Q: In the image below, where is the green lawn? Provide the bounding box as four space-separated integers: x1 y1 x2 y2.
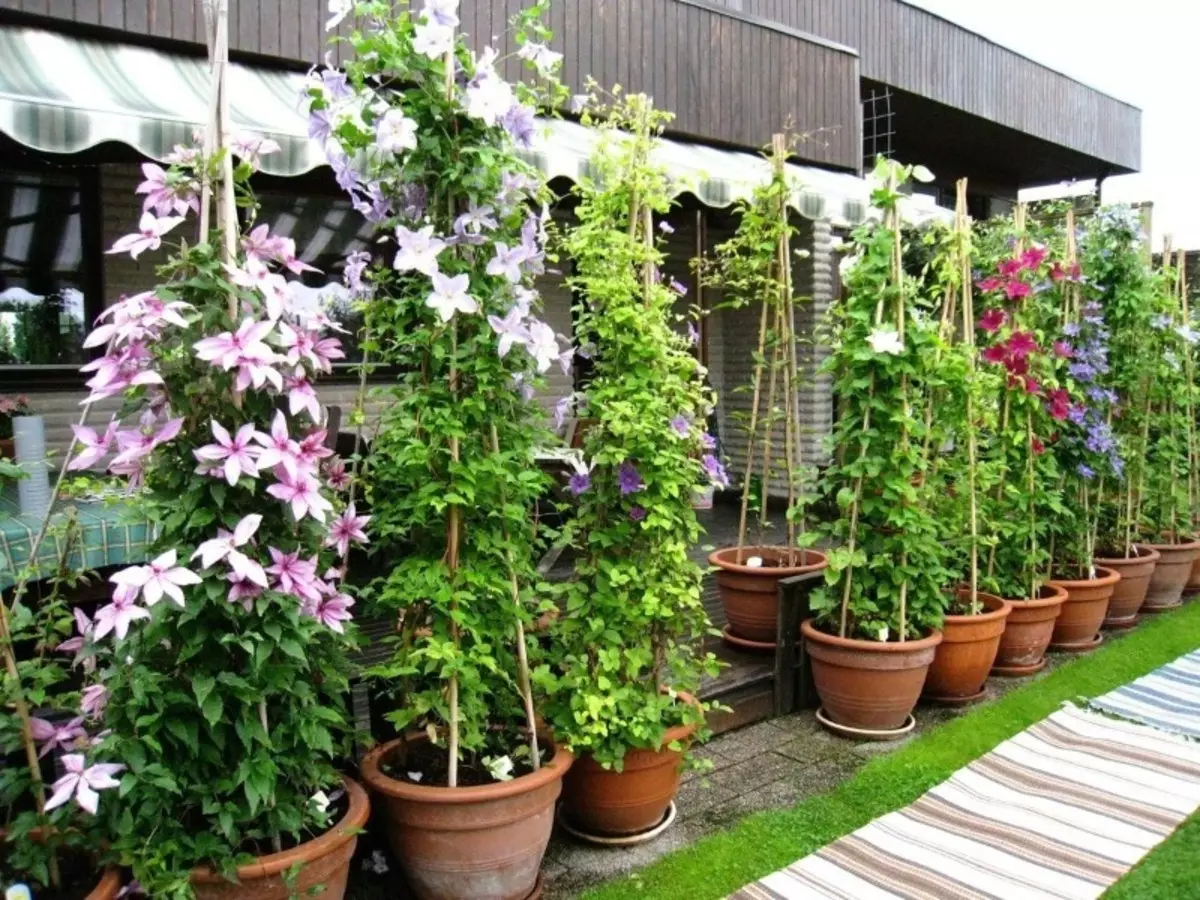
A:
582 602 1200 900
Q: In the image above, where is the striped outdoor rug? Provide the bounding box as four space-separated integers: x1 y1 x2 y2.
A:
1091 649 1200 740
728 705 1200 899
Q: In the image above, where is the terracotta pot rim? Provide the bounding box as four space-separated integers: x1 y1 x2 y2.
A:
1141 537 1200 552
944 591 1010 624
709 546 828 576
190 775 368 884
361 735 574 805
1095 547 1162 565
1000 582 1069 607
801 618 943 651
1048 566 1121 590
92 868 122 899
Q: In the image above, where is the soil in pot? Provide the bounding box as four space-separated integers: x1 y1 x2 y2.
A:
1095 547 1160 627
1142 538 1200 612
1048 566 1120 651
361 734 573 900
189 776 369 900
709 547 827 647
922 590 1010 704
561 693 699 838
991 583 1068 676
801 619 942 732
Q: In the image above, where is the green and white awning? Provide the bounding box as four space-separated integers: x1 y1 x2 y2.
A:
0 24 950 227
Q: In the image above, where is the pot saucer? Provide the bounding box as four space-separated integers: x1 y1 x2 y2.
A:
1050 633 1103 654
815 707 916 742
557 802 677 847
525 873 544 900
1142 601 1183 613
721 625 776 653
1103 614 1140 630
990 657 1046 677
922 687 986 707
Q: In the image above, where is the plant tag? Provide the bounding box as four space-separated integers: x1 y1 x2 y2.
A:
6 886 33 900
746 556 763 568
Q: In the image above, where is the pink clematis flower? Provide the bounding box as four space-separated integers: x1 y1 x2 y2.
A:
194 421 261 486
226 572 264 611
326 503 370 557
194 319 275 371
978 308 1007 334
57 607 93 659
44 754 124 815
110 550 201 608
266 548 321 602
310 592 355 633
278 323 345 374
107 417 184 472
107 212 186 259
295 430 334 472
92 584 151 642
68 421 118 471
285 374 322 422
84 291 192 350
30 716 88 758
192 515 268 587
268 472 333 523
254 411 302 480
81 684 109 719
324 457 351 491
135 162 198 218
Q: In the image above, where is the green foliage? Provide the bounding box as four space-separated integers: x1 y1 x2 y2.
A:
810 159 951 641
320 2 565 768
540 91 717 769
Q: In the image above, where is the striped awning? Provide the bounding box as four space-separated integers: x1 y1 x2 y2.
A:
0 24 949 227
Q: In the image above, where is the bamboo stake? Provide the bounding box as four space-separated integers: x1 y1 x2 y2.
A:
757 307 782 531
735 291 772 562
956 179 981 614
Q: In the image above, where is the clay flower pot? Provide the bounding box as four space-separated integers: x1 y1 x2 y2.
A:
922 590 1010 705
361 735 573 900
801 619 943 733
190 776 369 900
1094 548 1160 628
1187 554 1200 596
709 547 828 649
1048 566 1120 652
991 583 1068 676
561 692 699 838
1142 538 1200 612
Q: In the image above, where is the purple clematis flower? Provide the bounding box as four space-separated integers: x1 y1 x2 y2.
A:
702 454 729 489
629 505 647 522
670 415 691 438
618 462 643 495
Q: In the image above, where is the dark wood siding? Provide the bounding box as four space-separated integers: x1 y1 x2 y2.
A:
0 0 862 169
703 0 1141 171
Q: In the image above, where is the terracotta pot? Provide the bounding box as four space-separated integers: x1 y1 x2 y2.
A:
361 735 573 900
561 692 699 837
922 591 1010 703
991 583 1068 675
1142 538 1200 612
801 619 943 731
1095 548 1160 627
1048 566 1119 650
0 437 13 458
1186 553 1200 596
710 547 828 644
190 776 369 900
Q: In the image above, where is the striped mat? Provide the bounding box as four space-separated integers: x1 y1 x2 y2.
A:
1091 649 1200 739
728 704 1200 900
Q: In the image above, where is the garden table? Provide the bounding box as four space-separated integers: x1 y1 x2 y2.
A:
0 487 156 589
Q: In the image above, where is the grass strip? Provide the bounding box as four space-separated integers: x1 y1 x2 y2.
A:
1102 811 1200 898
583 602 1200 900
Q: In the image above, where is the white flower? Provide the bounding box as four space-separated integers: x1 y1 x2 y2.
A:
839 252 862 277
422 0 460 26
413 21 454 58
425 271 477 322
312 790 331 813
1175 324 1200 346
407 771 423 783
484 755 514 782
524 320 560 373
867 327 904 356
876 625 889 642
376 109 418 154
518 41 563 75
326 0 353 31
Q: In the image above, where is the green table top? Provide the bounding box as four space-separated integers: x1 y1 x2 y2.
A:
0 487 157 590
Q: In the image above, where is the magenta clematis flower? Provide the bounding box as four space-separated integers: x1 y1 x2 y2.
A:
254 411 302 480
524 320 560 374
996 258 1023 278
1046 388 1071 421
268 472 333 523
68 421 118 471
310 592 355 633
192 515 267 587
107 212 186 259
81 684 109 719
110 550 201 608
394 224 446 276
617 462 644 495
30 716 88 758
1053 340 1074 359
266 548 321 602
1004 280 1032 301
86 291 192 350
1020 246 1048 270
425 271 477 322
44 754 124 816
1007 331 1038 360
326 503 371 557
978 308 1007 333
324 457 351 491
195 421 261 486
92 585 151 642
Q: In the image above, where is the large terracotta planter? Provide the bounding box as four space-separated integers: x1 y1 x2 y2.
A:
1187 554 1200 596
561 693 699 837
361 735 573 900
1142 538 1200 612
190 776 369 900
922 591 1010 704
1048 566 1119 652
710 547 828 647
991 583 1068 676
801 619 943 732
1095 548 1160 627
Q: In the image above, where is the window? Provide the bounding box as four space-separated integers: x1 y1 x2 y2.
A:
0 170 95 371
256 193 374 363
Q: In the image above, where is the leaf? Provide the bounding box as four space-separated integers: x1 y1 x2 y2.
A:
202 692 224 727
911 164 936 183
193 674 216 709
